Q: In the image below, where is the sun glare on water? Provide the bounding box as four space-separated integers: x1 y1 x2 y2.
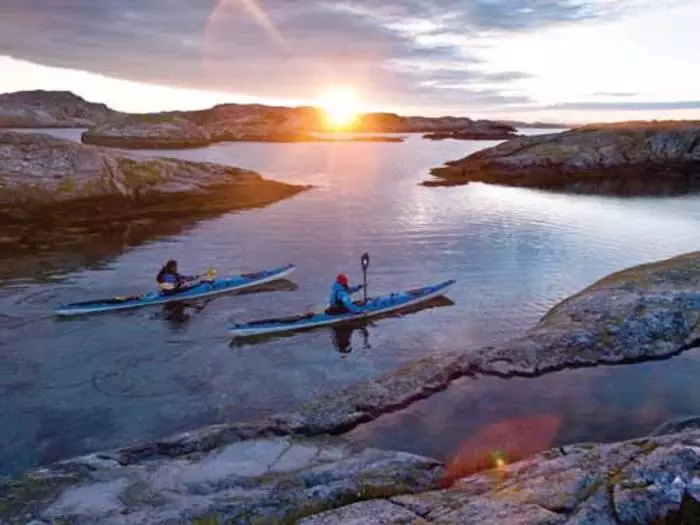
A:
319 87 361 129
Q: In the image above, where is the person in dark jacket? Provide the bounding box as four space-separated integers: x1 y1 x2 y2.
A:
326 273 363 315
156 260 197 293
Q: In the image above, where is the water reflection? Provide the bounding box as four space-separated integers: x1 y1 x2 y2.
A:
440 414 562 485
150 279 297 331
0 216 218 283
156 301 202 330
332 324 371 358
346 349 700 471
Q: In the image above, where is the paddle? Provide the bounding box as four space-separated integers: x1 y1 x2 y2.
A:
190 267 217 284
202 267 217 283
361 252 370 305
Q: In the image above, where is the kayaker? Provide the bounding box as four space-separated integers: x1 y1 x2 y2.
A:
156 260 196 293
326 274 363 315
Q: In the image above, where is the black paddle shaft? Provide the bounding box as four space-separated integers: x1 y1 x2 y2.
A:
361 252 370 304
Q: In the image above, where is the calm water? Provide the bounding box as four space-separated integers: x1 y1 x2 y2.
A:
346 348 700 464
1 129 699 475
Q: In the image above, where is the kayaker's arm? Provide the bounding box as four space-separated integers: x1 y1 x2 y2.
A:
348 284 363 294
339 290 363 313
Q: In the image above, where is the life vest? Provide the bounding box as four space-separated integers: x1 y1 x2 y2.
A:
157 270 179 291
331 282 350 307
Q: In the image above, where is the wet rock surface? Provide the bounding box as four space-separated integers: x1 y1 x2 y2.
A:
8 425 700 523
0 436 442 524
299 426 700 524
427 121 700 195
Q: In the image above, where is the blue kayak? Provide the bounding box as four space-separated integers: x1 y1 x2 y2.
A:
55 264 296 316
229 279 455 337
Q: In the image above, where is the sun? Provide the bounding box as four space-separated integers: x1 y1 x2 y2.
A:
319 87 361 129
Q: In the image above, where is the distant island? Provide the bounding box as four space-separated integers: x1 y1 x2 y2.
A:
425 120 700 196
0 90 568 149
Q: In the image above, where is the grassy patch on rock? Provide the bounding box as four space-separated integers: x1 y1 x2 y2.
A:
117 157 167 187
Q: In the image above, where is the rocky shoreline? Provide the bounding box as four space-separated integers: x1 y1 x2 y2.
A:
7 424 700 524
78 108 515 149
426 122 700 196
1 250 698 523
0 131 308 254
1 90 542 148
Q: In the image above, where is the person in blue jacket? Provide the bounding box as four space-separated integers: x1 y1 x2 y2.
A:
156 260 197 293
326 273 363 315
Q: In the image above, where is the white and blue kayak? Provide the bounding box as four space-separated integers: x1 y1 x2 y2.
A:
229 279 455 337
55 264 296 316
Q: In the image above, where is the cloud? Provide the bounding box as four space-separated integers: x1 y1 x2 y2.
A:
547 100 700 110
0 0 634 110
332 0 632 33
592 92 639 97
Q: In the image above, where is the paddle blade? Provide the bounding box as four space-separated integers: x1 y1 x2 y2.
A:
361 252 370 271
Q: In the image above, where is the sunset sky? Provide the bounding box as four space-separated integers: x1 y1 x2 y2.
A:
2 0 700 123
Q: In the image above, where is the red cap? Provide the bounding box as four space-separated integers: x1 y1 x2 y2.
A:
336 273 348 285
